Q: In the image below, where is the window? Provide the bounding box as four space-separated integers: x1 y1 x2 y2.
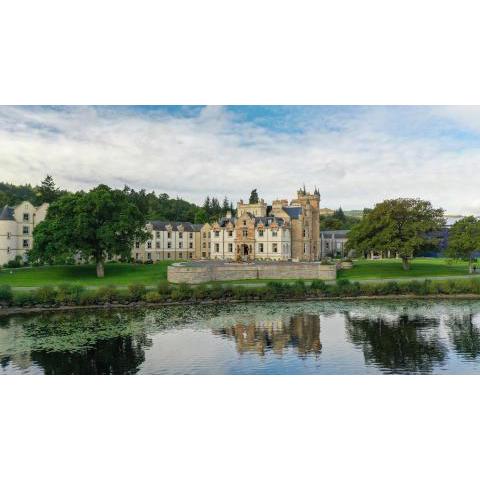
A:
242 229 248 238
156 241 160 249
179 232 183 239
156 231 161 238
147 252 152 260
214 231 219 237
135 241 140 249
215 244 220 253
168 242 172 249
7 247 10 254
179 252 183 258
304 244 307 253
259 243 264 253
179 242 183 249
259 230 264 237
202 242 206 248
202 252 206 258
243 220 247 226
272 230 277 237
189 252 193 258
23 239 29 248
167 232 172 238
228 230 233 237
135 253 139 260
189 232 193 239
23 213 29 222
273 243 278 253
228 243 233 253
7 232 10 239
189 242 193 249
303 229 306 237
167 252 171 258
23 226 29 235
147 241 152 249
203 232 206 238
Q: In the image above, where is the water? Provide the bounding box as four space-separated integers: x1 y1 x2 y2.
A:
2 300 480 374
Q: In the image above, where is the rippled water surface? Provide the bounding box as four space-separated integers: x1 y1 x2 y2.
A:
2 300 480 374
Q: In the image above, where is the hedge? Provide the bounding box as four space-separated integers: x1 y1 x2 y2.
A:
2 278 480 309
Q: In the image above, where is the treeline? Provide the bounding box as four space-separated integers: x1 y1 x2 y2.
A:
0 176 235 224
320 207 361 230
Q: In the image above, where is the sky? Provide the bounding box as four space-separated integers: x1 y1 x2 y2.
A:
1 105 480 214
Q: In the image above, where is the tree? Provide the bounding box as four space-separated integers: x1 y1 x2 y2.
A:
36 175 60 204
249 189 259 204
194 209 209 224
347 198 445 270
30 185 150 277
445 216 480 273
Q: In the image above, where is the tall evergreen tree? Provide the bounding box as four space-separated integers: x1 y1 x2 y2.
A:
249 189 259 204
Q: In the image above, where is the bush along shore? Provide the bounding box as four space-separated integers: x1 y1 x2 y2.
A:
3 278 480 313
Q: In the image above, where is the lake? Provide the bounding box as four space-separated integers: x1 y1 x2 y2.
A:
2 300 480 374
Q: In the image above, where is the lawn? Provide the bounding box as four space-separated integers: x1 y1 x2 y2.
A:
0 258 474 289
339 258 472 280
0 261 174 287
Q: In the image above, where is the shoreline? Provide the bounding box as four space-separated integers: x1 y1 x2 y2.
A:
2 293 480 316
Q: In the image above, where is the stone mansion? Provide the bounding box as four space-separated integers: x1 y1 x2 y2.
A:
1 189 323 265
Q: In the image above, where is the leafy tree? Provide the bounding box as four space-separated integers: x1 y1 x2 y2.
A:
445 216 480 273
31 185 150 277
194 209 209 224
347 198 445 270
249 189 259 204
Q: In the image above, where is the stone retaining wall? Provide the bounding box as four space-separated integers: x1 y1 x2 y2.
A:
168 261 337 284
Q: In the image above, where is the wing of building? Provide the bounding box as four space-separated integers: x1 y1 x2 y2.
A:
0 201 49 266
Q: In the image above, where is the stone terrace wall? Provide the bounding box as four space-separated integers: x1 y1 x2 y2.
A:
168 261 337 284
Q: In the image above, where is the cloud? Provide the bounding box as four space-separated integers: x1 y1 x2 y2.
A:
0 105 479 214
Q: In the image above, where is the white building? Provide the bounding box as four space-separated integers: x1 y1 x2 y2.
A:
131 221 203 261
0 201 49 266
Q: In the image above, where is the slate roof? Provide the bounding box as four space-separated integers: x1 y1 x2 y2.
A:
0 206 15 221
254 216 286 227
321 230 350 239
282 206 302 219
149 221 198 232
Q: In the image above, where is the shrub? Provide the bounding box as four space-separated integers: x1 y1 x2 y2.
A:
127 283 147 301
12 291 35 307
192 283 208 300
34 286 56 304
56 283 85 304
292 280 307 297
171 283 193 301
0 285 13 304
207 283 225 300
145 291 162 303
96 285 119 303
310 279 327 291
157 283 172 298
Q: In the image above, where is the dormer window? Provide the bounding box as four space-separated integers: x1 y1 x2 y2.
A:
243 220 247 226
258 229 264 237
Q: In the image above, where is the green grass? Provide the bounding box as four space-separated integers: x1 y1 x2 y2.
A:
339 258 471 280
0 258 474 289
0 262 174 287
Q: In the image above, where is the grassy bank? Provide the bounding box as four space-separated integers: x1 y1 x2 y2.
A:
0 262 174 287
0 258 472 289
2 277 480 311
339 258 471 280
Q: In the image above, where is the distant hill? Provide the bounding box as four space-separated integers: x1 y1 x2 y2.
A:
343 210 364 218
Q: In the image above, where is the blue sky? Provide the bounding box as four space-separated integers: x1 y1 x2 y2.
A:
1 105 480 213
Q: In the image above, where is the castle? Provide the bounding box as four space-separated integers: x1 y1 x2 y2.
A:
200 188 321 261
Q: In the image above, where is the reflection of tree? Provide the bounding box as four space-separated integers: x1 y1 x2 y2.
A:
447 314 480 360
213 313 321 357
31 334 151 374
2 310 153 374
345 313 446 373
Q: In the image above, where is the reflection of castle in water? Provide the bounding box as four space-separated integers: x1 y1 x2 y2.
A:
213 313 321 357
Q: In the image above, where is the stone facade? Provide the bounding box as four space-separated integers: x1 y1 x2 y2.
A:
320 230 350 258
0 201 49 266
168 260 337 284
131 221 203 262
203 189 321 262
